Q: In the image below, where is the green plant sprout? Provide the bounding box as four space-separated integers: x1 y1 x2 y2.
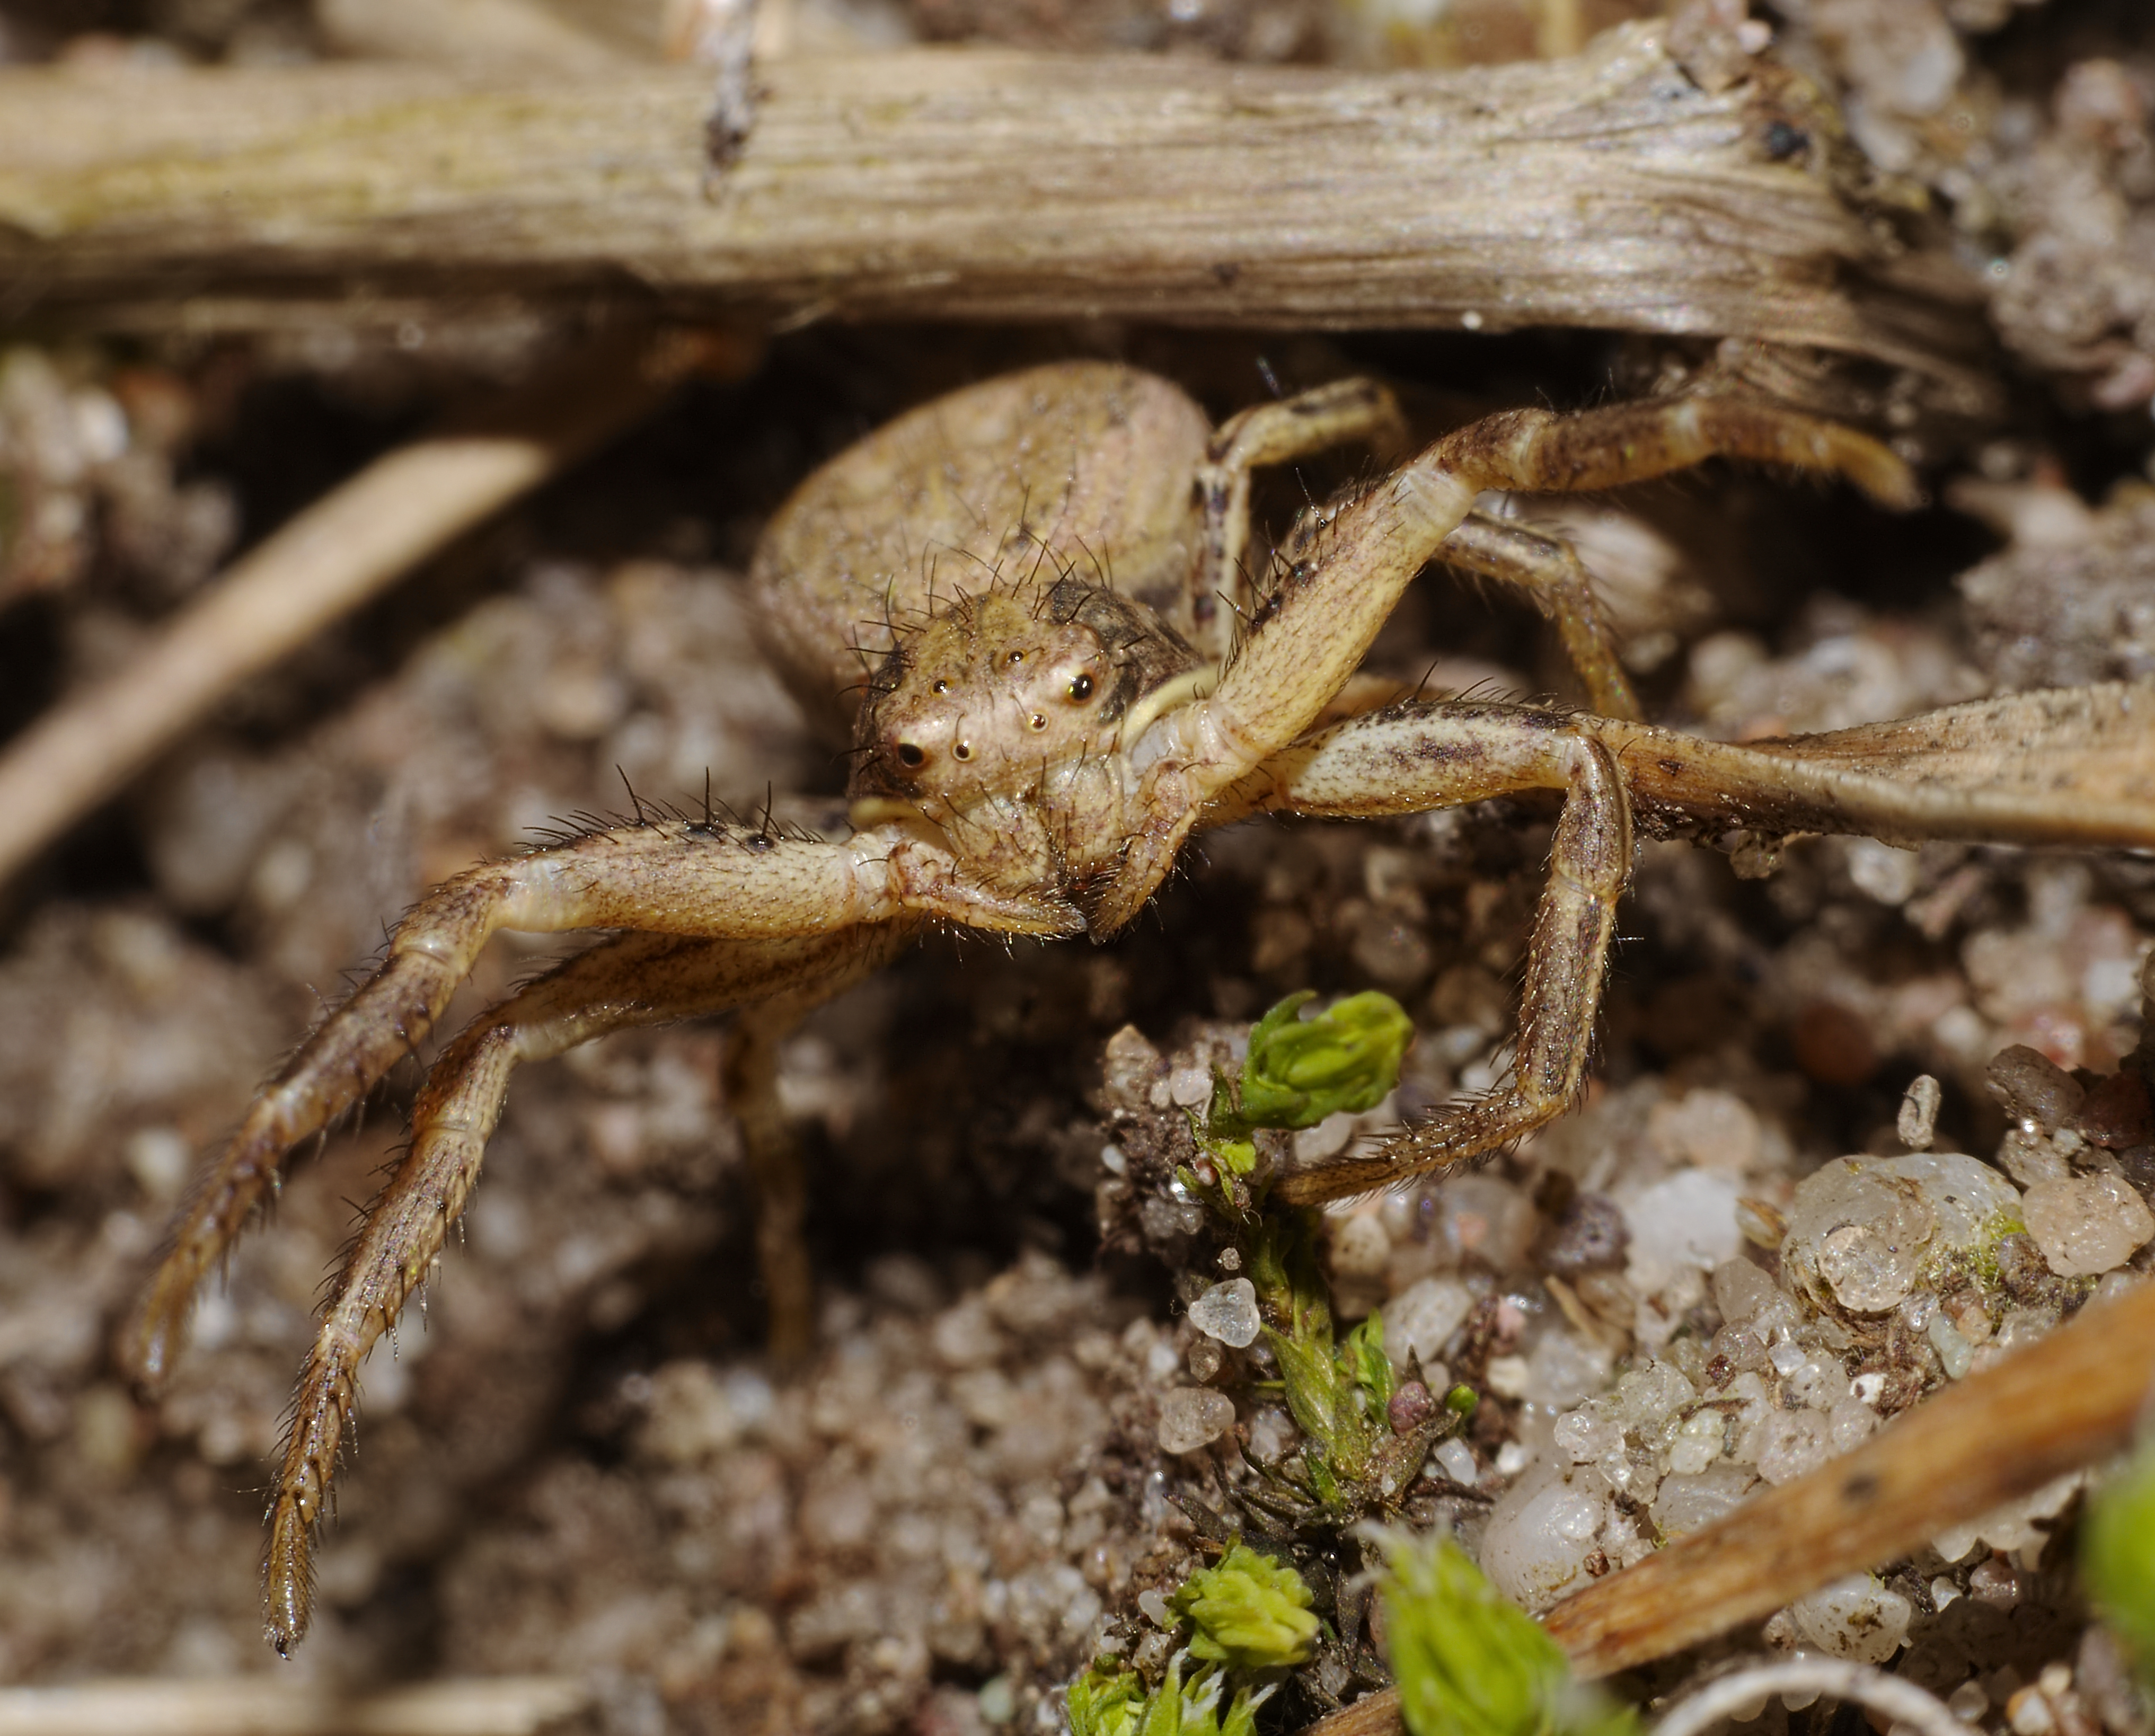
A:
1246 1211 1443 1509
1066 1651 1275 1736
1192 991 1447 1507
1374 1527 1641 1736
1070 990 1458 1729
1173 1541 1322 1669
2084 1440 2155 1677
1207 990 1417 1142
1067 1546 1317 1733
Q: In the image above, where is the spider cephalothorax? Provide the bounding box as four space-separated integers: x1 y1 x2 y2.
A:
122 359 2155 1654
852 572 1198 809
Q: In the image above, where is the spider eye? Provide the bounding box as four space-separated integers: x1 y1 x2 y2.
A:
1007 650 1025 665
1067 673 1094 703
952 742 972 761
897 742 925 768
930 679 949 695
1029 713 1047 731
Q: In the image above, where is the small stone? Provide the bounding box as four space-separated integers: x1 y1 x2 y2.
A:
1826 1398 1876 1452
1782 1152 2019 1317
1710 1257 1785 1328
1785 1353 1851 1411
1648 1087 1762 1174
1846 837 1921 905
1187 1278 1261 1348
2072 1070 2155 1150
1553 1407 1622 1463
1821 1220 1920 1312
1433 1175 1537 1270
1897 1075 1942 1151
1188 1338 1223 1382
1986 1045 2085 1135
1614 1360 1696 1430
1328 1213 1391 1281
1157 1387 1237 1454
2021 1172 2155 1277
1998 1126 2071 1186
1385 1275 1475 1372
1481 1471 1610 1611
1523 1330 1612 1410
1485 1355 1531 1400
1293 1112 1357 1162
1167 1066 1212 1108
1788 1573 1912 1664
1434 1438 1479 1485
1651 1463 1756 1538
1667 1411 1726 1475
1969 1557 2021 1609
1755 1410 1831 1485
1929 1312 1974 1378
1542 1191 1629 1273
1246 1406 1298 1464
1100 1026 1165 1110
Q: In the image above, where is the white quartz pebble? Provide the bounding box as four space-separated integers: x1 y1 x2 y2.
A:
1187 1278 1261 1348
2021 1172 2155 1277
1157 1387 1237 1453
1788 1573 1912 1663
1385 1275 1476 1372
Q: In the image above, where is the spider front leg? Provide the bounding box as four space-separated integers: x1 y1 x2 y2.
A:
264 922 908 1655
1208 699 1633 1203
1189 377 1408 662
127 813 1071 1392
1093 393 1915 933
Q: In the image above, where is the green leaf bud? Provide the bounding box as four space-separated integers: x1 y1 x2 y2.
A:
1067 1654 1275 1736
2086 1445 2155 1675
1374 1528 1639 1736
1230 991 1414 1132
1172 1543 1321 1670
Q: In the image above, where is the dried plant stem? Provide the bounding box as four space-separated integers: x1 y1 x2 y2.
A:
1301 1274 2155 1736
1651 1659 1967 1736
0 1673 588 1735
0 26 1986 396
0 326 710 889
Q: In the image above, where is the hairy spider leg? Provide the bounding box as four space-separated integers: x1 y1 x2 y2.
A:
1423 513 1642 720
1208 701 1632 1201
263 923 909 1657
1189 377 1409 663
727 1005 832 1370
127 816 1072 1395
1205 680 2155 1202
1092 393 1916 933
1270 504 1646 720
1582 684 2155 849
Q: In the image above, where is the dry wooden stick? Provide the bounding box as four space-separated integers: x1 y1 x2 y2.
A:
0 24 1986 397
0 326 727 890
0 1673 587 1735
1302 1274 2155 1736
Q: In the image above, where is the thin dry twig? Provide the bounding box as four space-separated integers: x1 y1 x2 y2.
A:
1651 1660 1968 1736
0 25 1988 398
0 325 727 890
0 1673 588 1736
1301 1273 2155 1736
1646 1662 1974 1736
